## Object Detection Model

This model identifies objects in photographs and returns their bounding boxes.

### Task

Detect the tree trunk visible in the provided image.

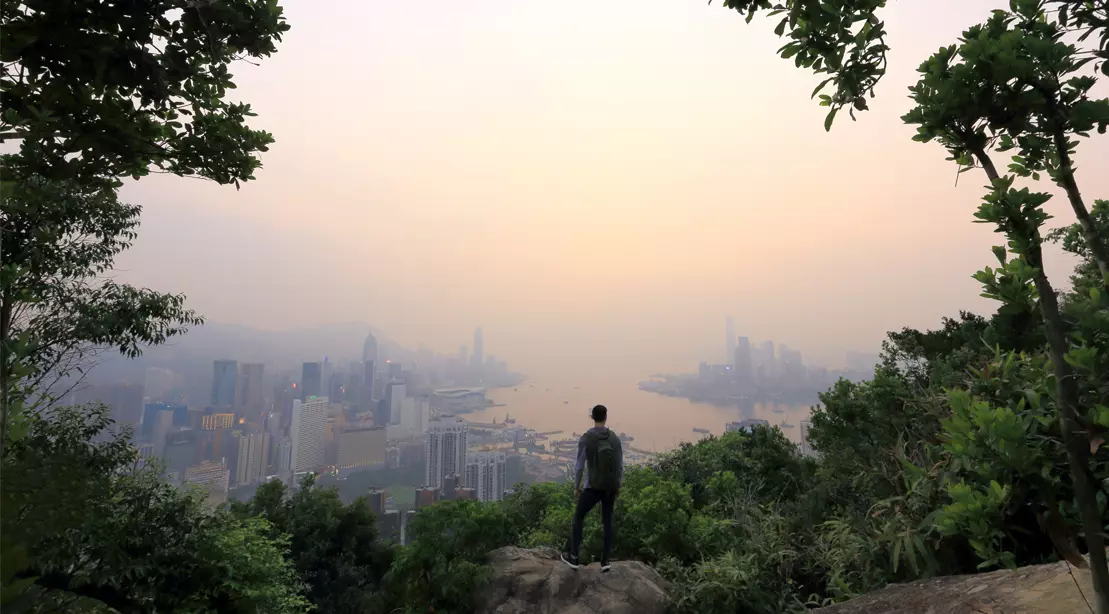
[1052,130,1109,291]
[977,152,1109,614]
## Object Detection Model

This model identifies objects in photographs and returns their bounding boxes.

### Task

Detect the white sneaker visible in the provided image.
[600,563,612,573]
[560,552,580,570]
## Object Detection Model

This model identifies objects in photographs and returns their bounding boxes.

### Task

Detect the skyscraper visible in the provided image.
[211,360,238,410]
[234,432,271,485]
[300,362,322,400]
[386,381,406,426]
[734,336,753,384]
[290,396,329,472]
[362,359,376,406]
[425,417,468,489]
[464,451,507,502]
[235,362,265,421]
[725,316,736,366]
[363,331,379,364]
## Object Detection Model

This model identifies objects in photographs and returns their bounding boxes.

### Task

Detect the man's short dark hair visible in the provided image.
[591,405,607,422]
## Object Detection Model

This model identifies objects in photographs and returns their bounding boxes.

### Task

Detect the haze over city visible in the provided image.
[7,0,1109,611]
[108,0,1107,379]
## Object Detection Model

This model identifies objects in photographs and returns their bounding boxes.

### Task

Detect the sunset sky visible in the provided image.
[114,0,1109,376]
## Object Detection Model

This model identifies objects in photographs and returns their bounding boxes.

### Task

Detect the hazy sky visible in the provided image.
[114,0,1108,377]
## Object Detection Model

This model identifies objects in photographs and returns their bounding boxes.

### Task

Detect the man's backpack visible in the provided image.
[590,433,619,491]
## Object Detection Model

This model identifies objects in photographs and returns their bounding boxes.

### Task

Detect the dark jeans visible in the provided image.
[569,488,617,562]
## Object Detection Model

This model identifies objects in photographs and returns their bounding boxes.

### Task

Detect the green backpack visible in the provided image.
[590,434,619,491]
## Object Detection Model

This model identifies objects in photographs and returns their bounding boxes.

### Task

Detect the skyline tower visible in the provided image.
[300,361,322,400]
[363,331,378,406]
[235,362,265,423]
[210,359,238,410]
[734,336,752,384]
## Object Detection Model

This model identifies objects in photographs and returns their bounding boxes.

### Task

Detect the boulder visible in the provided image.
[476,547,670,614]
[816,558,1095,614]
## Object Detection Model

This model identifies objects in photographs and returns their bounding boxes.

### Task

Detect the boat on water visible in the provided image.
[504,413,516,424]
[619,432,635,442]
[780,421,795,428]
[772,407,785,413]
[563,401,568,404]
[692,427,711,434]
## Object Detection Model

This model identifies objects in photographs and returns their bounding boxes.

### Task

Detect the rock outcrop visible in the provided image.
[476,547,670,614]
[815,558,1095,614]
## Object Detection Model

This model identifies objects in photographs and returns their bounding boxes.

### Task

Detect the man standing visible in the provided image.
[561,404,623,572]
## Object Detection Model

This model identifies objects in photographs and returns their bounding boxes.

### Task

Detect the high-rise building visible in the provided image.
[425,417,468,489]
[362,359,376,406]
[464,451,507,502]
[234,432,270,486]
[363,332,379,364]
[337,426,387,473]
[272,376,296,432]
[300,362,322,400]
[725,316,736,366]
[211,360,238,410]
[290,396,328,472]
[373,398,390,429]
[151,408,176,458]
[386,381,406,426]
[760,341,776,375]
[441,474,460,500]
[235,363,265,421]
[734,336,753,384]
[399,397,430,436]
[274,435,293,477]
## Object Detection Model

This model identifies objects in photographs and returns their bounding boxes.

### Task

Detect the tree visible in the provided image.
[714,1,1109,609]
[0,0,290,188]
[0,404,311,613]
[385,499,514,614]
[231,476,395,613]
[899,7,1109,609]
[0,175,202,452]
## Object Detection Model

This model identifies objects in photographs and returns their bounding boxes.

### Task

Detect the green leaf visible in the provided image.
[824,107,838,132]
